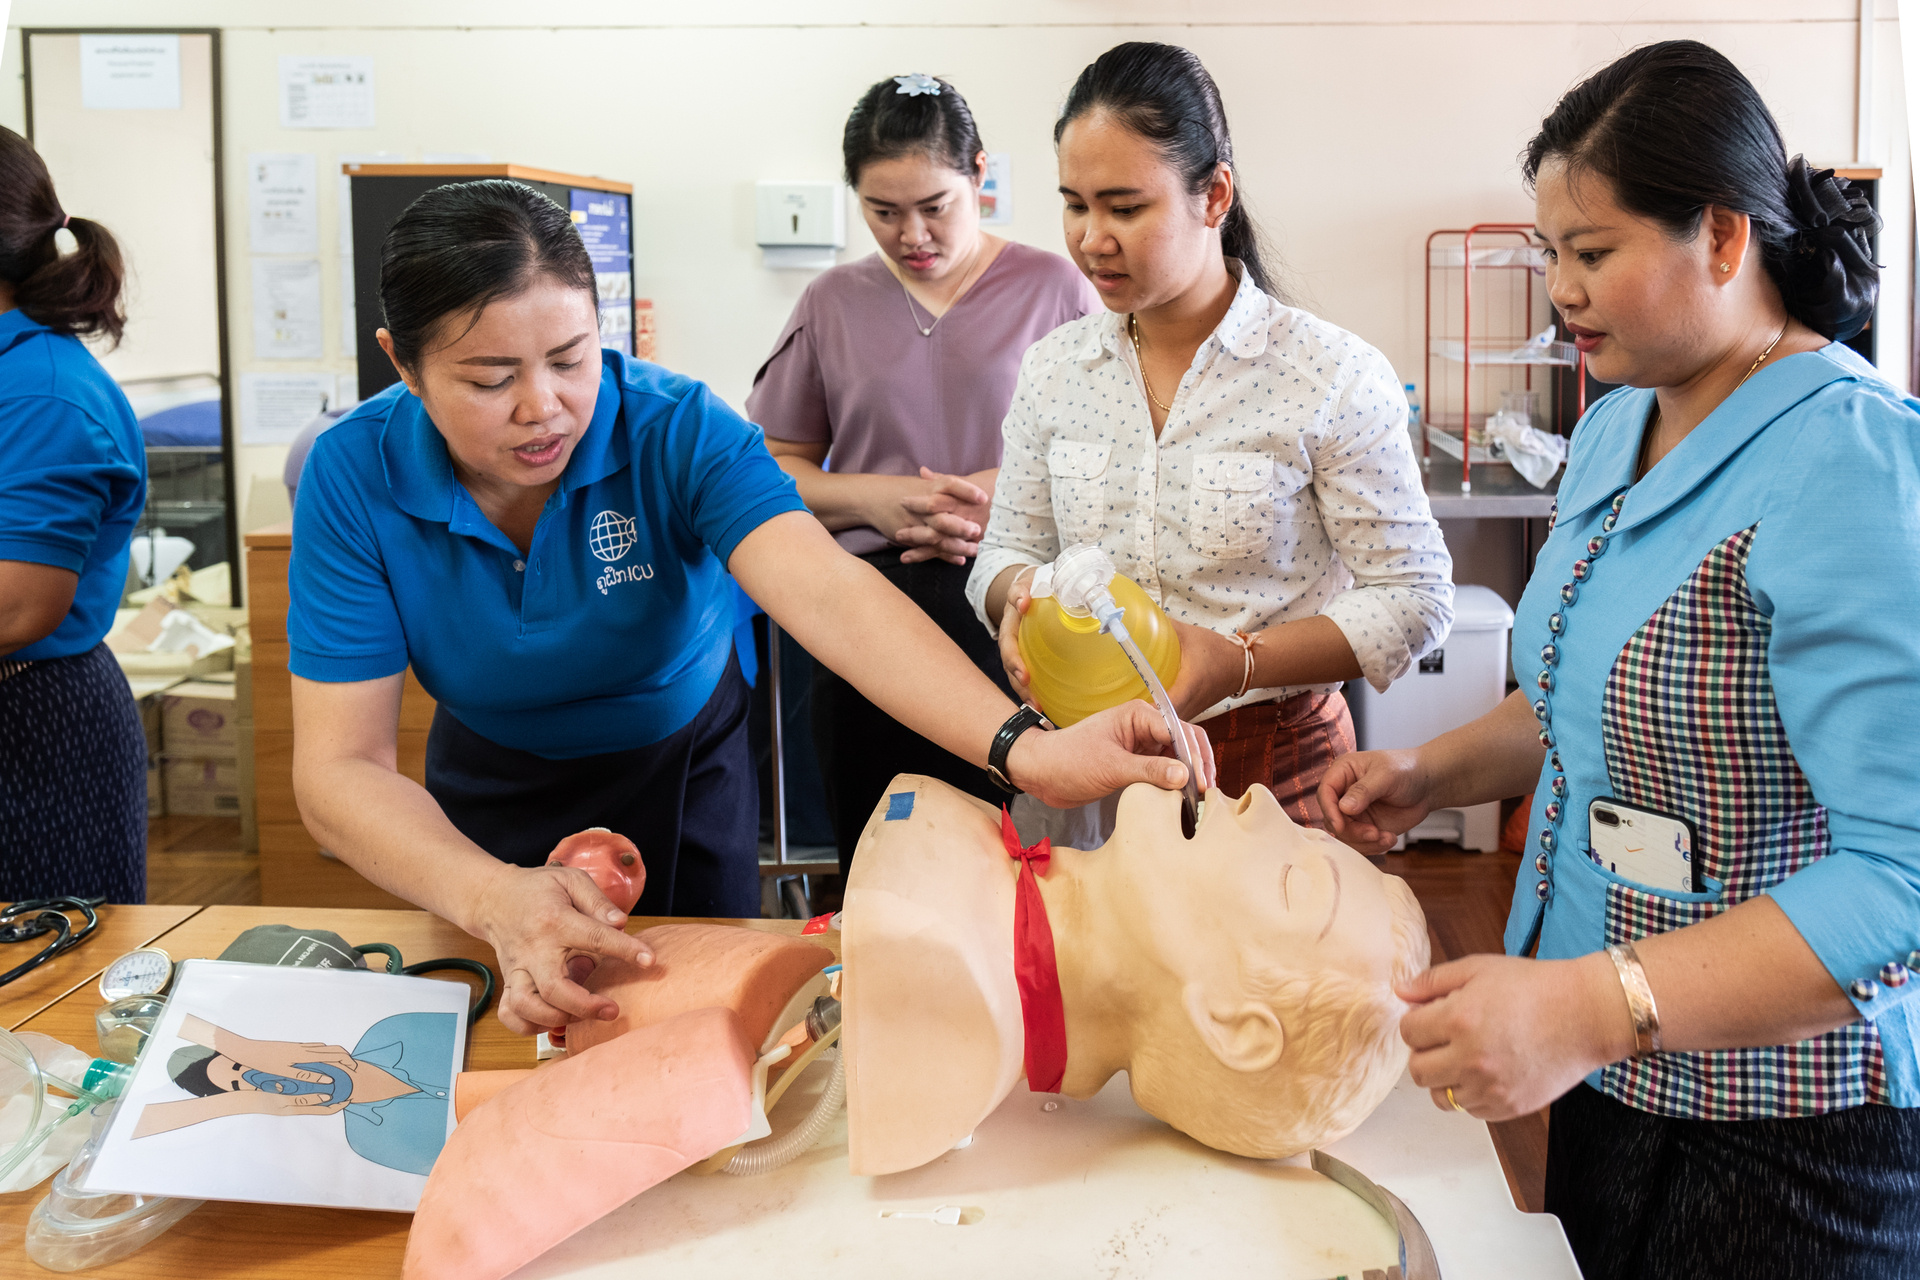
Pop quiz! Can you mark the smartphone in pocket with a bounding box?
[1589,798,1700,894]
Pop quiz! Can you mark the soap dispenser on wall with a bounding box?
[755,181,846,270]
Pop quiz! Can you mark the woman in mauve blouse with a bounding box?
[747,73,1097,872]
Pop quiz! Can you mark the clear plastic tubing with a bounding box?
[722,1050,845,1177]
[1043,544,1202,821]
[1089,590,1203,823]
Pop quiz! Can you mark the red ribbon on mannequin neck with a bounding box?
[1001,807,1068,1094]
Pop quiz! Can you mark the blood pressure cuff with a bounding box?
[216,925,369,970]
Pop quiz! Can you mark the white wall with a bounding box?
[2,1,1910,531]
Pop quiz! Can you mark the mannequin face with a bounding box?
[840,775,1426,1174]
[1104,785,1409,1001]
[1072,783,1427,1157]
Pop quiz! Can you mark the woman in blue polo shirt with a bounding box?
[291,180,1206,1038]
[1320,43,1920,1278]
[0,127,148,902]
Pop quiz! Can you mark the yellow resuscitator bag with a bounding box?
[1017,544,1180,728]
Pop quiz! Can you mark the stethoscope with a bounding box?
[0,897,103,987]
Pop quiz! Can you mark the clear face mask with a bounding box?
[0,1026,204,1270]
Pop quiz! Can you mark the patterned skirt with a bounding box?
[0,643,147,902]
[1201,689,1355,825]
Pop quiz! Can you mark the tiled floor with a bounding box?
[142,820,1549,1211]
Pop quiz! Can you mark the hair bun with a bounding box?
[1780,156,1881,340]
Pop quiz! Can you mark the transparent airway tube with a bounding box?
[1047,544,1201,825]
[1094,596,1202,825]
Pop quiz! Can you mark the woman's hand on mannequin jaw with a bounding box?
[291,673,655,1038]
[733,511,1208,806]
[1007,698,1215,808]
[1319,688,1546,853]
[766,439,990,563]
[1399,951,1631,1121]
[1402,896,1858,1121]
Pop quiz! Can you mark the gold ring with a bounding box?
[1446,1086,1466,1113]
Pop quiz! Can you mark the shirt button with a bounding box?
[1852,978,1880,1001]
[513,559,526,572]
[1535,879,1551,901]
[1534,853,1550,874]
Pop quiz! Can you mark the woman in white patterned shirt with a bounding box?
[967,42,1453,829]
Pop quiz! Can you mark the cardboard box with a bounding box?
[146,760,163,817]
[162,756,241,816]
[236,720,258,851]
[161,680,237,755]
[138,693,163,761]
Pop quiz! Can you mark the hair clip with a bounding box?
[892,73,942,98]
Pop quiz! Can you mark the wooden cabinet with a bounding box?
[245,525,431,909]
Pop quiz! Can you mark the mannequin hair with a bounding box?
[1129,873,1429,1159]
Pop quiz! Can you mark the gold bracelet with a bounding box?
[1606,942,1662,1060]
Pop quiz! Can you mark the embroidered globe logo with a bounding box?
[589,510,637,563]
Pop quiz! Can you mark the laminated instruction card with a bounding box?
[83,959,469,1211]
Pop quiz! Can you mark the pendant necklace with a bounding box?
[899,240,989,338]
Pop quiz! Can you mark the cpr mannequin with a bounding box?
[407,922,835,1280]
[842,776,1428,1175]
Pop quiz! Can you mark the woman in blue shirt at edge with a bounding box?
[290,179,1211,1039]
[0,128,148,903]
[1321,43,1920,1278]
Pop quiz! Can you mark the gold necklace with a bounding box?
[898,239,989,338]
[1739,324,1789,386]
[1128,312,1173,412]
[1640,325,1789,476]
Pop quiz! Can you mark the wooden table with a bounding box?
[0,904,199,1033]
[0,908,825,1278]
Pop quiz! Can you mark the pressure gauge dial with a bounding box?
[99,947,173,1001]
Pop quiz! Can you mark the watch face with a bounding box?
[100,948,173,1001]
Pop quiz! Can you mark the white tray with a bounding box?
[513,1069,1578,1280]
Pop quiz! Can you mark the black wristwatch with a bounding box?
[987,705,1054,795]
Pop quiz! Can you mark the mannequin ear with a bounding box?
[1182,981,1285,1073]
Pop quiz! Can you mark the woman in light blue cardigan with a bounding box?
[1321,42,1920,1280]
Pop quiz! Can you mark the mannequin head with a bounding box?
[842,776,1428,1173]
[1073,783,1427,1155]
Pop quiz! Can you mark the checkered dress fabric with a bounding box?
[1597,524,1888,1119]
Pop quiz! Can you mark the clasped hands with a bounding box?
[883,466,994,565]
